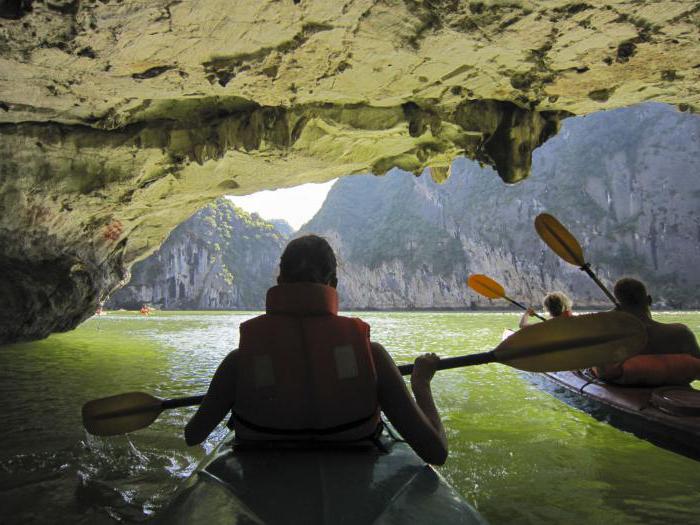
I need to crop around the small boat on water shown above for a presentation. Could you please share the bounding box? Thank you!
[155,423,486,524]
[538,369,700,461]
[502,329,700,461]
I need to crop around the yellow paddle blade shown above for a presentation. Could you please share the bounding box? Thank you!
[467,274,505,299]
[82,392,163,436]
[534,213,586,267]
[495,311,646,372]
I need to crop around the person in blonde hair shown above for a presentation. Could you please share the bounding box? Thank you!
[519,291,573,328]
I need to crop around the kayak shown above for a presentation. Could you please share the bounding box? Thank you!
[537,369,700,461]
[501,329,700,460]
[155,424,487,524]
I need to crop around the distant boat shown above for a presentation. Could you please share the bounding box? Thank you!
[139,305,154,316]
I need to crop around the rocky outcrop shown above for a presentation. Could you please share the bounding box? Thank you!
[1,1,699,342]
[302,103,700,309]
[106,199,289,309]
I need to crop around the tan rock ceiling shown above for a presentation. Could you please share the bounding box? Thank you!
[0,0,698,343]
[1,1,698,124]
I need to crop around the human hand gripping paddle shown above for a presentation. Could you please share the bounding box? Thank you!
[467,274,546,321]
[534,213,619,307]
[82,311,645,436]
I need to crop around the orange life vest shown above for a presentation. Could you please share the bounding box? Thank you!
[610,354,700,386]
[232,283,380,441]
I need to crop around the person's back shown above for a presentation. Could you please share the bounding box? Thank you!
[185,235,448,465]
[614,278,699,357]
[593,278,700,385]
[232,282,380,442]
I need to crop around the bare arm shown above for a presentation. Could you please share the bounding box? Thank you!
[519,308,535,329]
[372,342,448,465]
[184,350,238,446]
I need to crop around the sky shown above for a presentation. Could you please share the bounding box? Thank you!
[227,179,337,231]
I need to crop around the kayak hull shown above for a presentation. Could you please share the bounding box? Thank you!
[537,370,700,461]
[156,427,486,524]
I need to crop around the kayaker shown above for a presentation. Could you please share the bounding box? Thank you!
[519,291,572,328]
[185,235,448,465]
[593,277,700,384]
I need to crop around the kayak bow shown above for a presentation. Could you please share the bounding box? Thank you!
[155,424,487,524]
[538,370,700,461]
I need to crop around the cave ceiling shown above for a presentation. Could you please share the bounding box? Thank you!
[0,0,698,343]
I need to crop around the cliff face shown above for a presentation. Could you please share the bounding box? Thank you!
[302,103,700,310]
[1,0,700,342]
[107,199,289,309]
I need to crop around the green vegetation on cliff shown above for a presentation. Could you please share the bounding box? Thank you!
[107,199,290,309]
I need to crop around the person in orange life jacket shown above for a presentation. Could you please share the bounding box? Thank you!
[593,277,700,383]
[184,235,448,465]
[519,291,572,328]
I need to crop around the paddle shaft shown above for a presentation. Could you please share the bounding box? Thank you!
[397,351,495,375]
[153,353,498,411]
[580,263,619,307]
[162,395,205,409]
[503,295,546,321]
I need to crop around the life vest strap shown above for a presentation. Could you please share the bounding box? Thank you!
[231,410,379,436]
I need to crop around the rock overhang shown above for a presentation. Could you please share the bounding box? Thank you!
[0,0,698,343]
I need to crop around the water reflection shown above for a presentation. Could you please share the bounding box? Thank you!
[0,311,699,523]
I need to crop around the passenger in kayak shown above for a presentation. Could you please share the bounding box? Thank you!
[185,235,448,465]
[593,277,700,384]
[519,291,572,328]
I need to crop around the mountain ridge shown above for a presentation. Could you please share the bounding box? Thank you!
[300,103,700,310]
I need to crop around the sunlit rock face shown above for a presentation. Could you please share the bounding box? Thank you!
[0,0,699,343]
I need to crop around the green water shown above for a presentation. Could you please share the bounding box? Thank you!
[1,311,700,524]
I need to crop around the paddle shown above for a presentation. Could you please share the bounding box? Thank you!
[83,311,645,436]
[467,274,546,321]
[534,213,619,307]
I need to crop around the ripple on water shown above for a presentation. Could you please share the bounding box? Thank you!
[2,311,700,524]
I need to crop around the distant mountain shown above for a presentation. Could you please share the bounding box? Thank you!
[268,219,295,238]
[107,198,289,309]
[300,103,700,310]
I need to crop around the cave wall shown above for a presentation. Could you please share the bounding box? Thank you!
[0,0,699,342]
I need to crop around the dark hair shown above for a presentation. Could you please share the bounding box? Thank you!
[543,291,572,317]
[279,235,337,286]
[614,277,648,307]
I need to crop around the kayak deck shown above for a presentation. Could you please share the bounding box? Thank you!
[537,370,700,461]
[157,426,486,524]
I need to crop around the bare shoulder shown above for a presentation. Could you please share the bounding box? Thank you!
[217,349,239,372]
[659,322,696,338]
[370,342,396,367]
[371,341,387,355]
[652,321,699,353]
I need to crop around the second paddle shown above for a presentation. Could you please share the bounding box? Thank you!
[467,274,546,321]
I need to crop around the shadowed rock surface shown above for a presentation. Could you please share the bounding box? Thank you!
[1,1,699,342]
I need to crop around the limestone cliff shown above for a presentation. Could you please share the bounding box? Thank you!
[106,199,288,309]
[1,0,699,342]
[302,103,700,309]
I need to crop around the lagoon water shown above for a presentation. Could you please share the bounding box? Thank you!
[1,311,700,524]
